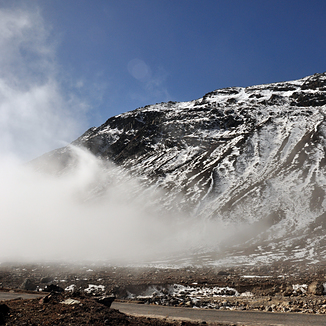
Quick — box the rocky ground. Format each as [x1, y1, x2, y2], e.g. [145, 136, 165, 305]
[1, 262, 326, 325]
[1, 292, 223, 326]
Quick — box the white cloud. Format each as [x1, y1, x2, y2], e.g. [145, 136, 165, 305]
[0, 7, 88, 161]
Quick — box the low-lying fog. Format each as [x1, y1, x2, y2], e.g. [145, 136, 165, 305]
[0, 147, 239, 264]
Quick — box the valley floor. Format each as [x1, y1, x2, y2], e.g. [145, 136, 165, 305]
[1, 262, 326, 325]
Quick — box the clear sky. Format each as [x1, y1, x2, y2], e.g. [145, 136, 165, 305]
[1, 0, 326, 160]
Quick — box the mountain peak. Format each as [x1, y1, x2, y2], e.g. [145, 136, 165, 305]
[37, 73, 326, 266]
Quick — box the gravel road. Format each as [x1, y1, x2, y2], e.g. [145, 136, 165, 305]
[112, 301, 326, 326]
[0, 291, 44, 301]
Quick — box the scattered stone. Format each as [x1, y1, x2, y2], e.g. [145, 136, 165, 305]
[95, 295, 115, 307]
[60, 298, 81, 305]
[4, 263, 326, 321]
[217, 271, 230, 276]
[308, 281, 324, 295]
[283, 286, 293, 296]
[39, 293, 56, 304]
[43, 284, 64, 293]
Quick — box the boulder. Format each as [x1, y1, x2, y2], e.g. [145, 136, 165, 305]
[217, 271, 229, 276]
[95, 295, 115, 308]
[0, 304, 9, 325]
[283, 286, 293, 296]
[308, 281, 324, 295]
[43, 284, 64, 293]
[20, 278, 37, 291]
[40, 276, 54, 284]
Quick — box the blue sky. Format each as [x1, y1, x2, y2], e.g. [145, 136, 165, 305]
[0, 0, 326, 160]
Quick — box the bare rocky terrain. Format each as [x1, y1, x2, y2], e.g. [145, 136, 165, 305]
[1, 292, 216, 326]
[33, 72, 326, 267]
[1, 263, 326, 325]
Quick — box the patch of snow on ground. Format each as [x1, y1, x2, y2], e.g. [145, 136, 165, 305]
[293, 284, 307, 294]
[65, 284, 76, 292]
[84, 284, 105, 294]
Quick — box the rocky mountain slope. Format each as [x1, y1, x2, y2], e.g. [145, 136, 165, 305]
[36, 72, 326, 266]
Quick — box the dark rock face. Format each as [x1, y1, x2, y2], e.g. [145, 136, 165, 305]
[95, 295, 115, 308]
[307, 281, 324, 295]
[0, 304, 9, 325]
[35, 72, 326, 265]
[20, 278, 37, 291]
[43, 284, 64, 293]
[40, 276, 54, 284]
[290, 91, 326, 106]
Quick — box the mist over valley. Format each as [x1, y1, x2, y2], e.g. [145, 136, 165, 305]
[14, 72, 326, 267]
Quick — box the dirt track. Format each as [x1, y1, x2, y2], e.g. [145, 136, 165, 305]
[0, 291, 44, 301]
[112, 301, 326, 326]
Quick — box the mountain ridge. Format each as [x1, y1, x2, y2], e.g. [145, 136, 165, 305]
[35, 72, 326, 266]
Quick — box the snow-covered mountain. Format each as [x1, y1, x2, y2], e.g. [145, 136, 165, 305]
[36, 72, 326, 266]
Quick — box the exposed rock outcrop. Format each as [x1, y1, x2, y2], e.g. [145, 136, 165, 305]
[33, 72, 326, 265]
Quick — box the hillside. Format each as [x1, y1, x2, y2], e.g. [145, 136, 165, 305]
[35, 72, 326, 266]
